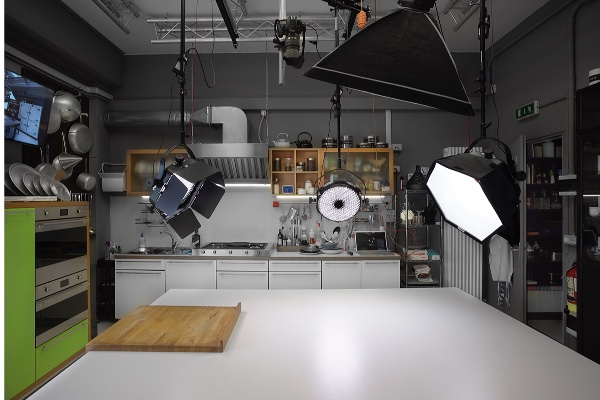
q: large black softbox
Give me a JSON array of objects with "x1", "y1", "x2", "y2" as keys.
[{"x1": 304, "y1": 7, "x2": 474, "y2": 116}]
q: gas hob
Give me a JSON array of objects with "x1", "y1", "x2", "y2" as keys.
[{"x1": 198, "y1": 242, "x2": 273, "y2": 257}]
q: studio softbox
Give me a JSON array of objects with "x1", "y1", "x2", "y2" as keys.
[
  {"x1": 426, "y1": 153, "x2": 520, "y2": 243},
  {"x1": 304, "y1": 7, "x2": 474, "y2": 116}
]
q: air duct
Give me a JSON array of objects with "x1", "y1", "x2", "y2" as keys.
[{"x1": 102, "y1": 106, "x2": 268, "y2": 182}]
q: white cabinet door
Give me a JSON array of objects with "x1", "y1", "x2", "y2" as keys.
[
  {"x1": 217, "y1": 271, "x2": 268, "y2": 289},
  {"x1": 361, "y1": 260, "x2": 401, "y2": 289},
  {"x1": 216, "y1": 260, "x2": 269, "y2": 289},
  {"x1": 165, "y1": 260, "x2": 216, "y2": 290},
  {"x1": 269, "y1": 271, "x2": 322, "y2": 289},
  {"x1": 322, "y1": 261, "x2": 361, "y2": 289},
  {"x1": 115, "y1": 260, "x2": 166, "y2": 319}
]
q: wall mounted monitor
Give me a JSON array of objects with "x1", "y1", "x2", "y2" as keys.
[{"x1": 4, "y1": 69, "x2": 53, "y2": 147}]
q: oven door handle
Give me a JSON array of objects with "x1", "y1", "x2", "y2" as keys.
[
  {"x1": 36, "y1": 282, "x2": 88, "y2": 312},
  {"x1": 36, "y1": 218, "x2": 87, "y2": 233}
]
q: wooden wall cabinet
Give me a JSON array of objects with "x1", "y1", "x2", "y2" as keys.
[
  {"x1": 268, "y1": 148, "x2": 394, "y2": 197},
  {"x1": 126, "y1": 149, "x2": 187, "y2": 196}
]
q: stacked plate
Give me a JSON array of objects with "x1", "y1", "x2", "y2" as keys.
[{"x1": 5, "y1": 163, "x2": 71, "y2": 200}]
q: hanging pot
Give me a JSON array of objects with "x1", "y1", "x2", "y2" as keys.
[
  {"x1": 68, "y1": 122, "x2": 93, "y2": 154},
  {"x1": 76, "y1": 173, "x2": 96, "y2": 191},
  {"x1": 53, "y1": 133, "x2": 82, "y2": 181},
  {"x1": 294, "y1": 132, "x2": 313, "y2": 148},
  {"x1": 53, "y1": 91, "x2": 81, "y2": 122}
]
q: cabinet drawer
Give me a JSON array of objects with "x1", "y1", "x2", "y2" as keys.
[
  {"x1": 269, "y1": 271, "x2": 322, "y2": 289},
  {"x1": 35, "y1": 320, "x2": 88, "y2": 380},
  {"x1": 166, "y1": 260, "x2": 216, "y2": 290},
  {"x1": 269, "y1": 260, "x2": 321, "y2": 272},
  {"x1": 322, "y1": 261, "x2": 361, "y2": 289}
]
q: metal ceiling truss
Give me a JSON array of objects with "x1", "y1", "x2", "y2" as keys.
[
  {"x1": 148, "y1": 2, "x2": 350, "y2": 46},
  {"x1": 92, "y1": 0, "x2": 140, "y2": 34}
]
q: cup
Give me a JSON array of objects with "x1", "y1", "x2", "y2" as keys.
[
  {"x1": 297, "y1": 188, "x2": 307, "y2": 195},
  {"x1": 307, "y1": 187, "x2": 316, "y2": 195},
  {"x1": 305, "y1": 180, "x2": 312, "y2": 190}
]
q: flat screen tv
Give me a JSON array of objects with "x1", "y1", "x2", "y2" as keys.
[{"x1": 4, "y1": 69, "x2": 54, "y2": 147}]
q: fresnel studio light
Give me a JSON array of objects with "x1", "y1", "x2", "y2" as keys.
[{"x1": 148, "y1": 0, "x2": 226, "y2": 238}]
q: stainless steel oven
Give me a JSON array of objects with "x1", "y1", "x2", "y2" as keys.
[{"x1": 35, "y1": 205, "x2": 88, "y2": 347}]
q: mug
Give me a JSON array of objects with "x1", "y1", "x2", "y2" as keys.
[
  {"x1": 307, "y1": 187, "x2": 316, "y2": 195},
  {"x1": 297, "y1": 188, "x2": 307, "y2": 195},
  {"x1": 305, "y1": 180, "x2": 312, "y2": 190}
]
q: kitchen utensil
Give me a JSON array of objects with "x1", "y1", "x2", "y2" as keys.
[
  {"x1": 273, "y1": 133, "x2": 291, "y2": 148},
  {"x1": 76, "y1": 173, "x2": 96, "y2": 191},
  {"x1": 302, "y1": 206, "x2": 308, "y2": 220},
  {"x1": 53, "y1": 91, "x2": 81, "y2": 122},
  {"x1": 280, "y1": 204, "x2": 287, "y2": 223},
  {"x1": 287, "y1": 207, "x2": 298, "y2": 221},
  {"x1": 22, "y1": 172, "x2": 43, "y2": 195},
  {"x1": 294, "y1": 132, "x2": 313, "y2": 148},
  {"x1": 9, "y1": 163, "x2": 39, "y2": 195},
  {"x1": 321, "y1": 248, "x2": 343, "y2": 255},
  {"x1": 406, "y1": 165, "x2": 427, "y2": 190},
  {"x1": 47, "y1": 103, "x2": 62, "y2": 134},
  {"x1": 53, "y1": 133, "x2": 82, "y2": 180},
  {"x1": 5, "y1": 166, "x2": 22, "y2": 195},
  {"x1": 322, "y1": 137, "x2": 337, "y2": 148},
  {"x1": 38, "y1": 176, "x2": 55, "y2": 195},
  {"x1": 68, "y1": 122, "x2": 93, "y2": 154},
  {"x1": 49, "y1": 179, "x2": 71, "y2": 201},
  {"x1": 35, "y1": 162, "x2": 57, "y2": 178}
]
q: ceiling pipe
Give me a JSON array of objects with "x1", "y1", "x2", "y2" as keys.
[{"x1": 279, "y1": 0, "x2": 286, "y2": 85}]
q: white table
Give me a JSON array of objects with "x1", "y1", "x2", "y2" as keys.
[{"x1": 30, "y1": 288, "x2": 600, "y2": 399}]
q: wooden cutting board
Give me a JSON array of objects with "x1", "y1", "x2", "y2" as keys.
[{"x1": 87, "y1": 303, "x2": 241, "y2": 353}]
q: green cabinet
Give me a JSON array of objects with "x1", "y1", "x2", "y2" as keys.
[
  {"x1": 4, "y1": 208, "x2": 35, "y2": 399},
  {"x1": 35, "y1": 320, "x2": 89, "y2": 379}
]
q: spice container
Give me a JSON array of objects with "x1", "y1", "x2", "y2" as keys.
[
  {"x1": 273, "y1": 178, "x2": 280, "y2": 195},
  {"x1": 296, "y1": 162, "x2": 305, "y2": 172},
  {"x1": 273, "y1": 157, "x2": 281, "y2": 171},
  {"x1": 284, "y1": 156, "x2": 293, "y2": 171},
  {"x1": 307, "y1": 157, "x2": 316, "y2": 171}
]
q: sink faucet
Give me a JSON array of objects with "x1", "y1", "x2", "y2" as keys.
[{"x1": 160, "y1": 231, "x2": 179, "y2": 251}]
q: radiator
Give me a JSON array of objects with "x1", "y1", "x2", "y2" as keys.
[
  {"x1": 443, "y1": 224, "x2": 483, "y2": 299},
  {"x1": 440, "y1": 147, "x2": 484, "y2": 299}
]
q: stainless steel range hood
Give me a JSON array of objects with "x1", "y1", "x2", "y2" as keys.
[{"x1": 102, "y1": 106, "x2": 268, "y2": 183}]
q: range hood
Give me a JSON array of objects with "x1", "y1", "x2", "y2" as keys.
[{"x1": 102, "y1": 106, "x2": 268, "y2": 183}]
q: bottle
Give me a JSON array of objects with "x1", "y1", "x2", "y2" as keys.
[
  {"x1": 301, "y1": 226, "x2": 307, "y2": 246},
  {"x1": 273, "y1": 178, "x2": 280, "y2": 195},
  {"x1": 309, "y1": 229, "x2": 315, "y2": 250},
  {"x1": 138, "y1": 233, "x2": 146, "y2": 251},
  {"x1": 277, "y1": 229, "x2": 283, "y2": 247},
  {"x1": 192, "y1": 230, "x2": 201, "y2": 248}
]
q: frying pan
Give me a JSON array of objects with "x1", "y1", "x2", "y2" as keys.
[
  {"x1": 68, "y1": 123, "x2": 93, "y2": 155},
  {"x1": 47, "y1": 104, "x2": 61, "y2": 134},
  {"x1": 53, "y1": 91, "x2": 81, "y2": 122}
]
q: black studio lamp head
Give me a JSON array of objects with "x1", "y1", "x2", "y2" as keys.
[
  {"x1": 304, "y1": 1, "x2": 474, "y2": 116},
  {"x1": 149, "y1": 145, "x2": 225, "y2": 238}
]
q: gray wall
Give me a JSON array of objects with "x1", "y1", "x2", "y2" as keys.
[{"x1": 107, "y1": 52, "x2": 481, "y2": 177}]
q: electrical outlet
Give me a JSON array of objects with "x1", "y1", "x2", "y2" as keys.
[
  {"x1": 392, "y1": 144, "x2": 402, "y2": 151},
  {"x1": 563, "y1": 234, "x2": 576, "y2": 245}
]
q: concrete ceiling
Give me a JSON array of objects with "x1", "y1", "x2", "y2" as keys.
[{"x1": 60, "y1": 0, "x2": 551, "y2": 55}]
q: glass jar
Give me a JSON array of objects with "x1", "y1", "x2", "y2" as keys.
[
  {"x1": 284, "y1": 156, "x2": 293, "y2": 171},
  {"x1": 273, "y1": 157, "x2": 281, "y2": 171},
  {"x1": 273, "y1": 178, "x2": 280, "y2": 195},
  {"x1": 296, "y1": 162, "x2": 304, "y2": 172}
]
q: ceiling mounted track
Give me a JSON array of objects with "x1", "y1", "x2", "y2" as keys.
[{"x1": 91, "y1": 0, "x2": 140, "y2": 34}]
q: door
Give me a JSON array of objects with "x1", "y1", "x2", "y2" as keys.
[
  {"x1": 361, "y1": 260, "x2": 401, "y2": 288},
  {"x1": 115, "y1": 260, "x2": 165, "y2": 319},
  {"x1": 322, "y1": 261, "x2": 361, "y2": 289},
  {"x1": 166, "y1": 260, "x2": 216, "y2": 290},
  {"x1": 486, "y1": 135, "x2": 526, "y2": 323}
]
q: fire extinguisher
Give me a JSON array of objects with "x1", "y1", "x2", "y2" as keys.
[{"x1": 566, "y1": 262, "x2": 577, "y2": 314}]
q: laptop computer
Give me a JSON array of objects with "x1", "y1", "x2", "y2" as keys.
[{"x1": 354, "y1": 231, "x2": 395, "y2": 256}]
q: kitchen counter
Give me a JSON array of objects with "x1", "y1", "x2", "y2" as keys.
[
  {"x1": 30, "y1": 288, "x2": 600, "y2": 400},
  {"x1": 115, "y1": 249, "x2": 401, "y2": 261}
]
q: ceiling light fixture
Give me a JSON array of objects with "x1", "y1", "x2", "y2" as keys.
[
  {"x1": 304, "y1": 0, "x2": 474, "y2": 116},
  {"x1": 148, "y1": 0, "x2": 225, "y2": 238}
]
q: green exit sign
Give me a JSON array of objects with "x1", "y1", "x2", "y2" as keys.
[{"x1": 516, "y1": 100, "x2": 540, "y2": 120}]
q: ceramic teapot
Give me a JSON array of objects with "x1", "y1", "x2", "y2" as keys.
[{"x1": 273, "y1": 133, "x2": 291, "y2": 148}]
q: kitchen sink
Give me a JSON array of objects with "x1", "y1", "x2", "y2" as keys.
[{"x1": 127, "y1": 247, "x2": 194, "y2": 255}]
